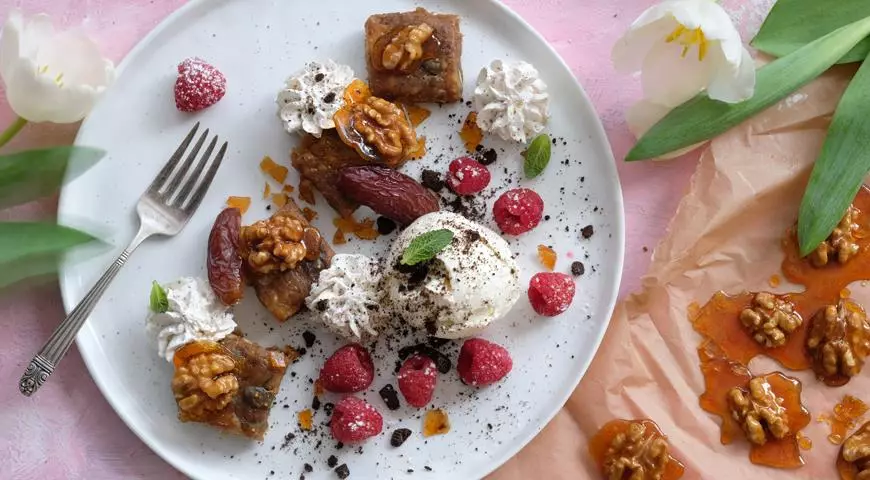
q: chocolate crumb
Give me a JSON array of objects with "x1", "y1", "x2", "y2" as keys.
[
  {"x1": 379, "y1": 384, "x2": 401, "y2": 410},
  {"x1": 581, "y1": 225, "x2": 594, "y2": 239},
  {"x1": 571, "y1": 261, "x2": 585, "y2": 276},
  {"x1": 428, "y1": 337, "x2": 450, "y2": 348},
  {"x1": 312, "y1": 396, "x2": 321, "y2": 411},
  {"x1": 323, "y1": 92, "x2": 336, "y2": 104},
  {"x1": 424, "y1": 466, "x2": 432, "y2": 472},
  {"x1": 314, "y1": 73, "x2": 325, "y2": 82},
  {"x1": 324, "y1": 402, "x2": 334, "y2": 415},
  {"x1": 304, "y1": 463, "x2": 313, "y2": 473},
  {"x1": 407, "y1": 469, "x2": 414, "y2": 473},
  {"x1": 327, "y1": 455, "x2": 338, "y2": 468},
  {"x1": 334, "y1": 464, "x2": 350, "y2": 479},
  {"x1": 315, "y1": 300, "x2": 328, "y2": 312},
  {"x1": 302, "y1": 331, "x2": 316, "y2": 347},
  {"x1": 266, "y1": 204, "x2": 272, "y2": 211},
  {"x1": 376, "y1": 216, "x2": 397, "y2": 235},
  {"x1": 391, "y1": 428, "x2": 412, "y2": 447},
  {"x1": 398, "y1": 344, "x2": 452, "y2": 373},
  {"x1": 421, "y1": 169, "x2": 444, "y2": 192},
  {"x1": 478, "y1": 148, "x2": 498, "y2": 165}
]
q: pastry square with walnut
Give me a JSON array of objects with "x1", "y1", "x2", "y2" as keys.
[{"x1": 365, "y1": 8, "x2": 463, "y2": 104}]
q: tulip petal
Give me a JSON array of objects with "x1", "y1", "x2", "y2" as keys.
[
  {"x1": 36, "y1": 30, "x2": 113, "y2": 86},
  {"x1": 612, "y1": 18, "x2": 677, "y2": 74},
  {"x1": 626, "y1": 99, "x2": 705, "y2": 159},
  {"x1": 707, "y1": 47, "x2": 756, "y2": 104},
  {"x1": 4, "y1": 57, "x2": 99, "y2": 123},
  {"x1": 641, "y1": 40, "x2": 714, "y2": 107}
]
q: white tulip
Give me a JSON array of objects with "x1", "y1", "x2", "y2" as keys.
[
  {"x1": 0, "y1": 9, "x2": 115, "y2": 124},
  {"x1": 612, "y1": 0, "x2": 755, "y2": 108}
]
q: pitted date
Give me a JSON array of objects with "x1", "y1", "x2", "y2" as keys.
[
  {"x1": 208, "y1": 207, "x2": 244, "y2": 305},
  {"x1": 337, "y1": 165, "x2": 439, "y2": 226}
]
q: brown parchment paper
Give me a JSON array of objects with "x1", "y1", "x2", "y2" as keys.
[{"x1": 492, "y1": 65, "x2": 867, "y2": 480}]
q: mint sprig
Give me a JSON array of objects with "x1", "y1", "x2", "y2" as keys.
[
  {"x1": 523, "y1": 134, "x2": 551, "y2": 179},
  {"x1": 150, "y1": 281, "x2": 169, "y2": 313},
  {"x1": 401, "y1": 229, "x2": 454, "y2": 266}
]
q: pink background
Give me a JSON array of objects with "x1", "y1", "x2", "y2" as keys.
[{"x1": 0, "y1": 0, "x2": 772, "y2": 478}]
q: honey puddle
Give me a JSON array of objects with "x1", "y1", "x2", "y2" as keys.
[
  {"x1": 588, "y1": 419, "x2": 685, "y2": 480},
  {"x1": 818, "y1": 395, "x2": 868, "y2": 445}
]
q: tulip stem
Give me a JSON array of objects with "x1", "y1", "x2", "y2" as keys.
[{"x1": 0, "y1": 117, "x2": 28, "y2": 149}]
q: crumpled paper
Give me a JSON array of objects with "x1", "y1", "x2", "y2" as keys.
[{"x1": 492, "y1": 65, "x2": 868, "y2": 479}]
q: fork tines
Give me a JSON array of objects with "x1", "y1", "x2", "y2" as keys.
[{"x1": 147, "y1": 122, "x2": 228, "y2": 213}]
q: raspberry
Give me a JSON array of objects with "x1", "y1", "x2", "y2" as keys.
[
  {"x1": 397, "y1": 354, "x2": 438, "y2": 408},
  {"x1": 528, "y1": 272, "x2": 576, "y2": 316},
  {"x1": 447, "y1": 157, "x2": 491, "y2": 196},
  {"x1": 174, "y1": 57, "x2": 226, "y2": 112},
  {"x1": 319, "y1": 344, "x2": 374, "y2": 393},
  {"x1": 493, "y1": 188, "x2": 544, "y2": 235},
  {"x1": 457, "y1": 338, "x2": 513, "y2": 387},
  {"x1": 329, "y1": 396, "x2": 383, "y2": 443}
]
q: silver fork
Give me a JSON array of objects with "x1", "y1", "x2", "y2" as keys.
[{"x1": 19, "y1": 122, "x2": 227, "y2": 397}]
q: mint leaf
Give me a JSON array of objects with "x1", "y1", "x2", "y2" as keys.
[
  {"x1": 523, "y1": 134, "x2": 551, "y2": 178},
  {"x1": 150, "y1": 281, "x2": 169, "y2": 313},
  {"x1": 401, "y1": 229, "x2": 454, "y2": 266}
]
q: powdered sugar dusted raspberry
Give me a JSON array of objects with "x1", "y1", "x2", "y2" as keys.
[
  {"x1": 319, "y1": 343, "x2": 374, "y2": 393},
  {"x1": 493, "y1": 188, "x2": 544, "y2": 235},
  {"x1": 330, "y1": 396, "x2": 383, "y2": 443},
  {"x1": 447, "y1": 157, "x2": 491, "y2": 196},
  {"x1": 457, "y1": 338, "x2": 512, "y2": 387},
  {"x1": 174, "y1": 57, "x2": 226, "y2": 112},
  {"x1": 528, "y1": 272, "x2": 575, "y2": 316},
  {"x1": 397, "y1": 354, "x2": 438, "y2": 408}
]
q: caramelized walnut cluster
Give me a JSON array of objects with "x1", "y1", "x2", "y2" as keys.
[
  {"x1": 727, "y1": 377, "x2": 789, "y2": 445},
  {"x1": 381, "y1": 23, "x2": 435, "y2": 72},
  {"x1": 241, "y1": 215, "x2": 322, "y2": 275},
  {"x1": 843, "y1": 422, "x2": 870, "y2": 480},
  {"x1": 739, "y1": 292, "x2": 802, "y2": 348},
  {"x1": 602, "y1": 421, "x2": 670, "y2": 480},
  {"x1": 336, "y1": 96, "x2": 418, "y2": 166},
  {"x1": 810, "y1": 206, "x2": 861, "y2": 267},
  {"x1": 172, "y1": 346, "x2": 238, "y2": 421},
  {"x1": 807, "y1": 301, "x2": 870, "y2": 385}
]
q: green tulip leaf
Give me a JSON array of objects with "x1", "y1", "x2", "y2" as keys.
[
  {"x1": 0, "y1": 222, "x2": 98, "y2": 289},
  {"x1": 798, "y1": 50, "x2": 870, "y2": 256},
  {"x1": 626, "y1": 15, "x2": 870, "y2": 162},
  {"x1": 752, "y1": 0, "x2": 870, "y2": 64},
  {"x1": 0, "y1": 146, "x2": 105, "y2": 209}
]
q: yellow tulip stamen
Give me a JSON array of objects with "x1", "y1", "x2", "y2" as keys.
[
  {"x1": 54, "y1": 72, "x2": 64, "y2": 87},
  {"x1": 38, "y1": 64, "x2": 49, "y2": 74},
  {"x1": 665, "y1": 24, "x2": 709, "y2": 61}
]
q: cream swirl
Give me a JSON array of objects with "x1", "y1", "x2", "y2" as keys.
[
  {"x1": 276, "y1": 60, "x2": 354, "y2": 137},
  {"x1": 472, "y1": 59, "x2": 550, "y2": 143}
]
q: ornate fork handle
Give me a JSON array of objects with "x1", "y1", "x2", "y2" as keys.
[{"x1": 19, "y1": 229, "x2": 150, "y2": 397}]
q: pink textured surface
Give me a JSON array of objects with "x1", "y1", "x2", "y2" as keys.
[{"x1": 0, "y1": 1, "x2": 771, "y2": 478}]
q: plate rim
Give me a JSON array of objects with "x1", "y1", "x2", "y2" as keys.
[{"x1": 59, "y1": 0, "x2": 626, "y2": 478}]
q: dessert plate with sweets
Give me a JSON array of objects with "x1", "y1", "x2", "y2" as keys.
[{"x1": 59, "y1": 1, "x2": 624, "y2": 478}]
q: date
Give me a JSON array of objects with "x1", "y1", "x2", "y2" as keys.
[
  {"x1": 208, "y1": 207, "x2": 245, "y2": 306},
  {"x1": 337, "y1": 165, "x2": 439, "y2": 226}
]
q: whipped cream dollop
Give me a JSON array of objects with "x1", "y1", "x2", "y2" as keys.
[
  {"x1": 383, "y1": 212, "x2": 521, "y2": 339},
  {"x1": 276, "y1": 60, "x2": 354, "y2": 137},
  {"x1": 305, "y1": 254, "x2": 387, "y2": 342},
  {"x1": 146, "y1": 277, "x2": 237, "y2": 362},
  {"x1": 472, "y1": 59, "x2": 550, "y2": 143}
]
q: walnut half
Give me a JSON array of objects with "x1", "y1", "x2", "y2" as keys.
[
  {"x1": 843, "y1": 422, "x2": 870, "y2": 480},
  {"x1": 335, "y1": 95, "x2": 419, "y2": 166},
  {"x1": 602, "y1": 421, "x2": 670, "y2": 480},
  {"x1": 241, "y1": 214, "x2": 321, "y2": 275},
  {"x1": 381, "y1": 23, "x2": 435, "y2": 72},
  {"x1": 172, "y1": 345, "x2": 239, "y2": 422},
  {"x1": 807, "y1": 301, "x2": 870, "y2": 385},
  {"x1": 739, "y1": 292, "x2": 802, "y2": 348},
  {"x1": 727, "y1": 377, "x2": 789, "y2": 445},
  {"x1": 809, "y1": 205, "x2": 861, "y2": 267}
]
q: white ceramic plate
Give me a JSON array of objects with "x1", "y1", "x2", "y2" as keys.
[{"x1": 59, "y1": 1, "x2": 624, "y2": 478}]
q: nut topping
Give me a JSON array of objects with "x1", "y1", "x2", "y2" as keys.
[
  {"x1": 381, "y1": 23, "x2": 434, "y2": 72},
  {"x1": 809, "y1": 205, "x2": 861, "y2": 267},
  {"x1": 842, "y1": 422, "x2": 870, "y2": 480},
  {"x1": 172, "y1": 346, "x2": 239, "y2": 421},
  {"x1": 807, "y1": 301, "x2": 870, "y2": 386},
  {"x1": 602, "y1": 421, "x2": 670, "y2": 480},
  {"x1": 335, "y1": 94, "x2": 419, "y2": 166},
  {"x1": 738, "y1": 292, "x2": 802, "y2": 348},
  {"x1": 240, "y1": 214, "x2": 321, "y2": 275},
  {"x1": 727, "y1": 377, "x2": 789, "y2": 445}
]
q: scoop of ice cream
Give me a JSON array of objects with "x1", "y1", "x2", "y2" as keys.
[
  {"x1": 472, "y1": 59, "x2": 549, "y2": 143},
  {"x1": 382, "y1": 211, "x2": 521, "y2": 339},
  {"x1": 145, "y1": 277, "x2": 237, "y2": 362},
  {"x1": 305, "y1": 254, "x2": 386, "y2": 342},
  {"x1": 276, "y1": 60, "x2": 354, "y2": 137}
]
